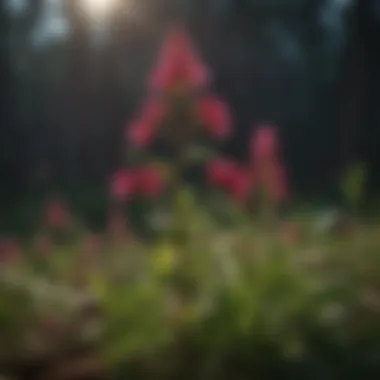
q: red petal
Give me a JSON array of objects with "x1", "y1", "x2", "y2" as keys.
[
  {"x1": 127, "y1": 119, "x2": 156, "y2": 147},
  {"x1": 127, "y1": 98, "x2": 165, "y2": 147},
  {"x1": 207, "y1": 159, "x2": 253, "y2": 203},
  {"x1": 207, "y1": 159, "x2": 237, "y2": 187},
  {"x1": 135, "y1": 167, "x2": 165, "y2": 199},
  {"x1": 149, "y1": 27, "x2": 209, "y2": 92},
  {"x1": 196, "y1": 96, "x2": 232, "y2": 140},
  {"x1": 110, "y1": 169, "x2": 136, "y2": 201},
  {"x1": 250, "y1": 125, "x2": 279, "y2": 161}
]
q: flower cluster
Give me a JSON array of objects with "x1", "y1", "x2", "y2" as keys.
[
  {"x1": 126, "y1": 27, "x2": 232, "y2": 149},
  {"x1": 110, "y1": 166, "x2": 165, "y2": 202},
  {"x1": 1, "y1": 26, "x2": 378, "y2": 380},
  {"x1": 111, "y1": 26, "x2": 289, "y2": 208},
  {"x1": 149, "y1": 27, "x2": 210, "y2": 92},
  {"x1": 207, "y1": 159, "x2": 252, "y2": 203},
  {"x1": 206, "y1": 125, "x2": 288, "y2": 204}
]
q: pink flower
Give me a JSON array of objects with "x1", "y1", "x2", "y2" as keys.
[
  {"x1": 110, "y1": 166, "x2": 166, "y2": 202},
  {"x1": 195, "y1": 95, "x2": 232, "y2": 140},
  {"x1": 45, "y1": 198, "x2": 69, "y2": 229},
  {"x1": 135, "y1": 167, "x2": 165, "y2": 199},
  {"x1": 149, "y1": 27, "x2": 210, "y2": 92},
  {"x1": 128, "y1": 119, "x2": 156, "y2": 147},
  {"x1": 250, "y1": 124, "x2": 279, "y2": 161},
  {"x1": 207, "y1": 159, "x2": 253, "y2": 203},
  {"x1": 207, "y1": 159, "x2": 239, "y2": 188},
  {"x1": 127, "y1": 99, "x2": 166, "y2": 147},
  {"x1": 110, "y1": 169, "x2": 135, "y2": 202}
]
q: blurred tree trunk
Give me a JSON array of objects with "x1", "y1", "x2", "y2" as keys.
[
  {"x1": 0, "y1": 2, "x2": 12, "y2": 197},
  {"x1": 0, "y1": 0, "x2": 44, "y2": 197},
  {"x1": 339, "y1": 0, "x2": 380, "y2": 181},
  {"x1": 362, "y1": 0, "x2": 380, "y2": 187},
  {"x1": 64, "y1": 0, "x2": 93, "y2": 185},
  {"x1": 338, "y1": 0, "x2": 369, "y2": 169}
]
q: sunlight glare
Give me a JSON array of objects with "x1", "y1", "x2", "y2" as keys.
[{"x1": 80, "y1": 0, "x2": 120, "y2": 20}]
